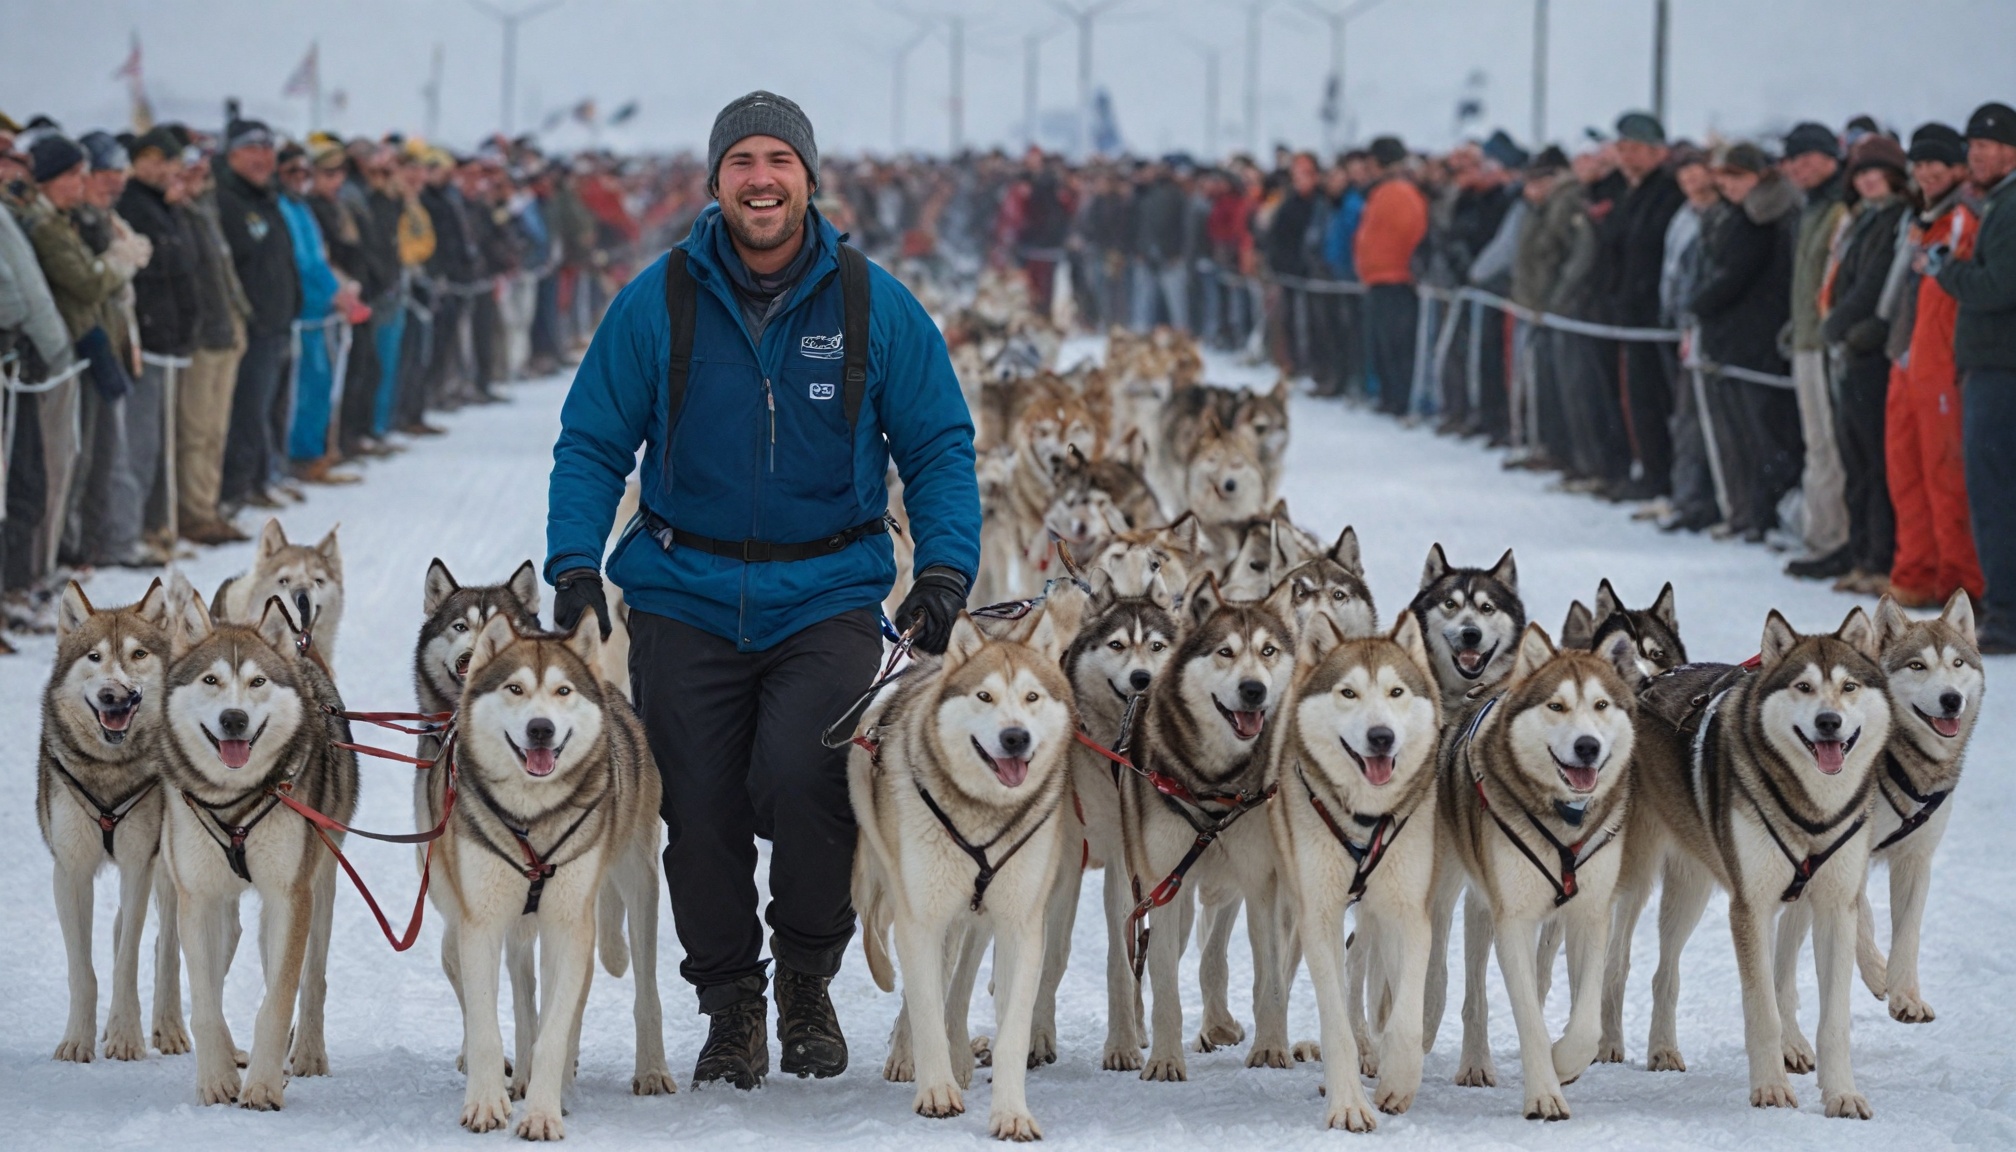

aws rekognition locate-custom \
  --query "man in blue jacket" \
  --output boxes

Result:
[544,92,980,1089]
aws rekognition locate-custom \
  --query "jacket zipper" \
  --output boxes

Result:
[762,377,776,472]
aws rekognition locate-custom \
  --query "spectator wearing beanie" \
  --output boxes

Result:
[1931,101,2016,652]
[1355,135,1427,416]
[1885,122,1984,611]
[1596,111,1686,503]
[1820,133,1911,596]
[213,117,300,513]
[1782,120,1855,579]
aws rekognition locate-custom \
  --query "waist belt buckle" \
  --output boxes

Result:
[740,538,773,563]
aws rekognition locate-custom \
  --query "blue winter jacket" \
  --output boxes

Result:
[1323,188,1366,281]
[544,204,980,652]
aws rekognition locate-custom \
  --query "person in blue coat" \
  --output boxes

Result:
[544,92,980,1090]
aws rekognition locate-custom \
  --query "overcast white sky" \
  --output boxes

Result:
[3,0,2010,159]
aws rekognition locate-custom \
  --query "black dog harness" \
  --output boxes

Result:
[1872,753,1951,852]
[1294,761,1405,904]
[1121,747,1277,980]
[471,787,597,916]
[49,757,157,857]
[181,788,285,883]
[1460,697,1618,908]
[913,782,1050,913]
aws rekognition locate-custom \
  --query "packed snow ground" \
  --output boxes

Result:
[2,348,2012,1151]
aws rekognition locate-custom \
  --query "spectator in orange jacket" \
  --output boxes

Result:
[1354,135,1427,415]
[1888,122,1985,608]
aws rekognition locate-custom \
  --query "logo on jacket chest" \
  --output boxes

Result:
[247,212,269,242]
[808,382,836,400]
[800,332,843,360]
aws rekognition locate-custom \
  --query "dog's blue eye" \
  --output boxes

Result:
[1548,702,1565,712]
[1340,688,1356,699]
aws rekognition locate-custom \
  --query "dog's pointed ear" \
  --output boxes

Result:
[1198,404,1225,439]
[256,596,300,655]
[133,577,170,630]
[469,611,520,678]
[1025,597,1077,665]
[1301,612,1349,665]
[1328,526,1363,575]
[1392,611,1433,679]
[1874,594,1911,651]
[57,581,95,637]
[1146,567,1175,612]
[1270,497,1291,522]
[256,517,288,560]
[1601,630,1641,687]
[1560,600,1594,650]
[1593,578,1621,624]
[1940,588,1977,646]
[1119,426,1147,471]
[1760,610,1800,666]
[1166,511,1204,558]
[1186,569,1224,627]
[944,612,987,667]
[507,561,541,616]
[1837,606,1880,663]
[1509,622,1555,684]
[1087,566,1117,613]
[178,584,215,646]
[317,523,342,573]
[1269,373,1290,404]
[424,559,458,616]
[1489,548,1518,594]
[1420,543,1450,589]
[563,613,603,672]
[1651,581,1679,634]
[1262,572,1299,634]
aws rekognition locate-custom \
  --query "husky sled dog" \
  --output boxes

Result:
[1410,545,1525,711]
[1273,612,1442,1129]
[212,519,345,660]
[1771,592,1981,1058]
[1043,443,1162,568]
[1424,623,1638,1120]
[1182,410,1271,557]
[852,604,1079,1140]
[1559,579,1685,689]
[159,595,358,1108]
[442,614,671,1138]
[1088,514,1208,602]
[1275,527,1378,641]
[38,580,186,1063]
[1220,502,1324,600]
[1605,608,1891,1118]
[1120,573,1298,1080]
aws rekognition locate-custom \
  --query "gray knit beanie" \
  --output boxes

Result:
[707,91,819,192]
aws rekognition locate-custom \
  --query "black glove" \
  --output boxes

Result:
[896,566,968,656]
[552,568,611,640]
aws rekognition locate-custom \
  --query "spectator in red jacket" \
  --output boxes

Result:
[1354,135,1427,415]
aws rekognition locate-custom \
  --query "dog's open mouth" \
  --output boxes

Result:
[453,651,473,680]
[1453,643,1497,680]
[1551,753,1600,793]
[508,733,567,777]
[1339,737,1394,786]
[93,702,137,744]
[1794,726,1859,774]
[1915,706,1962,738]
[1212,696,1266,741]
[972,737,1029,788]
[202,721,266,770]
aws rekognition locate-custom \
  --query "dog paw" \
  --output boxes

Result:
[239,1077,286,1112]
[1824,1090,1873,1119]
[1374,1083,1417,1115]
[153,1017,191,1055]
[1781,1036,1815,1075]
[1194,1018,1245,1051]
[1646,1046,1687,1073]
[1027,1030,1057,1068]
[1293,1040,1321,1063]
[1246,1042,1293,1070]
[971,1035,994,1067]
[197,1066,242,1105]
[54,1034,95,1063]
[289,1046,331,1077]
[1359,1047,1380,1078]
[989,1106,1043,1141]
[1141,1053,1188,1082]
[516,1108,566,1140]
[101,1023,147,1062]
[1101,1044,1143,1072]
[1595,1038,1625,1064]
[913,1080,966,1119]
[1453,1060,1497,1088]
[232,1047,250,1069]
[632,1068,678,1096]
[461,1090,514,1132]
[1524,1089,1570,1121]
[509,1076,529,1101]
[1888,991,1935,1023]
[884,1051,916,1082]
[1326,1095,1379,1132]
[1750,1081,1799,1109]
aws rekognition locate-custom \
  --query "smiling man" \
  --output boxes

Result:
[544,91,980,1088]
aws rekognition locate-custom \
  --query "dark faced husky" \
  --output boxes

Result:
[1271,612,1441,1129]
[1772,591,1982,1064]
[159,595,358,1109]
[1559,579,1685,688]
[212,518,344,660]
[851,602,1079,1140]
[1409,545,1525,710]
[1278,526,1378,641]
[444,614,670,1138]
[1606,608,1891,1118]
[38,580,184,1063]
[1121,572,1298,1081]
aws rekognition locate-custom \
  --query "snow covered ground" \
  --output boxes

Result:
[2,354,2011,1150]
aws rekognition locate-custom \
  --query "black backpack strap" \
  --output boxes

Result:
[663,248,697,438]
[838,244,870,429]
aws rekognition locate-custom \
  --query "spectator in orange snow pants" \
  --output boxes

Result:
[1889,124,1984,608]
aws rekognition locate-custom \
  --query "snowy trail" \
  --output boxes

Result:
[2,360,2012,1150]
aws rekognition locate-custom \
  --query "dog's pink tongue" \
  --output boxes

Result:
[217,739,252,769]
[1362,755,1394,786]
[1932,716,1962,738]
[1563,764,1599,792]
[1813,740,1845,775]
[1232,711,1266,741]
[1456,649,1485,673]
[524,747,557,777]
[993,756,1030,788]
[100,708,133,732]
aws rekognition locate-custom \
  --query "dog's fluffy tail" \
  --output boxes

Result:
[598,881,630,978]
[853,844,896,993]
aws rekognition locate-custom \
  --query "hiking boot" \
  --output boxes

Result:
[775,967,848,1079]
[693,997,768,1089]
[1786,545,1853,581]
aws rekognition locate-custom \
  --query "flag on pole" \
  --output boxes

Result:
[111,34,142,82]
[608,101,639,126]
[113,32,154,132]
[283,42,320,98]
[571,99,598,125]
[1319,75,1340,127]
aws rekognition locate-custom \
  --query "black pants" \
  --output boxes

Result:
[338,316,380,455]
[1721,375,1804,533]
[1560,333,1631,483]
[1623,338,1674,495]
[629,605,882,1013]
[1835,352,1895,574]
[221,329,291,504]
[1366,284,1418,417]
[1964,369,2016,633]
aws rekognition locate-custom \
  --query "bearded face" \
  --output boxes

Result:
[716,134,812,255]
